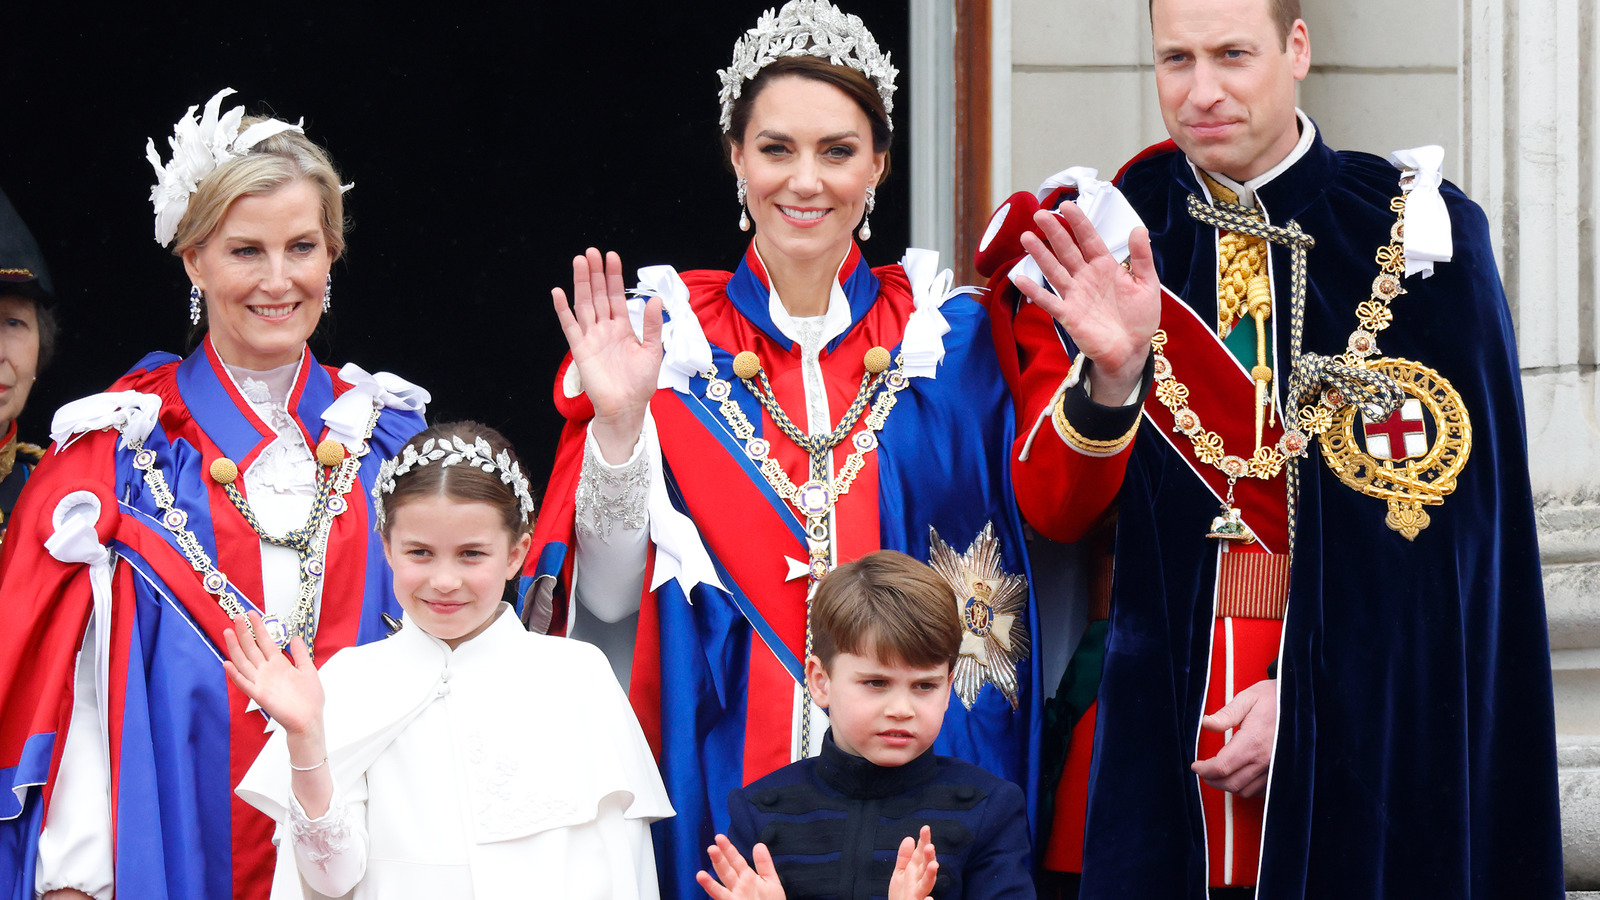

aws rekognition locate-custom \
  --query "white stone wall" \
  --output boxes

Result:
[1467,0,1600,888]
[998,0,1600,887]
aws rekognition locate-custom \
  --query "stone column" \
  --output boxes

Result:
[1464,0,1600,888]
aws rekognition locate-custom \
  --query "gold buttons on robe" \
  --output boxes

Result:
[732,351,762,381]
[315,440,347,467]
[863,346,891,374]
[209,457,239,485]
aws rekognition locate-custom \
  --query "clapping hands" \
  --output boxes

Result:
[696,835,785,900]
[889,826,939,900]
[694,827,939,900]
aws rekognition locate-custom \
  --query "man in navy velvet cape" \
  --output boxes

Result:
[985,0,1565,896]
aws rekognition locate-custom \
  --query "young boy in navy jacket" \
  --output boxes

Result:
[696,550,1035,900]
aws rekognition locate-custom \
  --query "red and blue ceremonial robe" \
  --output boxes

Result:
[528,243,1050,899]
[0,340,425,900]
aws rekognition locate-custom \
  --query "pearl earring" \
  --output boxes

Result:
[858,186,876,241]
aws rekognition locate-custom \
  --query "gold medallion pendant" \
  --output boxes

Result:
[928,523,1029,710]
[1312,356,1471,540]
[1288,177,1476,541]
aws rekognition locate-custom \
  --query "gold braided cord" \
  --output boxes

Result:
[1199,173,1280,450]
[0,436,20,486]
[1204,175,1273,341]
[746,364,886,481]
[711,357,908,521]
[1051,392,1139,456]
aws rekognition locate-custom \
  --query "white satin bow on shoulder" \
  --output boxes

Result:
[49,391,163,452]
[898,248,960,379]
[1388,145,1454,279]
[631,265,715,395]
[325,365,432,451]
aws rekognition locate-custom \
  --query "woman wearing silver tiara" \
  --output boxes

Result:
[529,2,1065,894]
[0,89,429,900]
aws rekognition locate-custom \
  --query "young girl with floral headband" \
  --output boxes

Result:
[230,421,672,899]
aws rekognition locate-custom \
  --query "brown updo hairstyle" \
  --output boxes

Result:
[378,421,536,542]
[724,55,894,186]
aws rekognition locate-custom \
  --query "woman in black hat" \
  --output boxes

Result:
[0,185,57,544]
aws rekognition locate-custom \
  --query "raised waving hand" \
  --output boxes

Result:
[222,610,333,817]
[551,248,665,463]
[1013,203,1161,404]
[222,611,324,735]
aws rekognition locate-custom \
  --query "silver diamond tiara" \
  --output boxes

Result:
[717,0,899,134]
[372,435,536,531]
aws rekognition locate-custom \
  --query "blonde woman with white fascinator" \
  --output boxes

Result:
[0,89,430,900]
[526,2,1077,895]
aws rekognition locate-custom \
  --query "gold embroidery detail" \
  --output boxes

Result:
[1050,392,1139,456]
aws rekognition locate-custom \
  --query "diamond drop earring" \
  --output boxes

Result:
[323,274,332,313]
[737,177,751,232]
[189,285,203,326]
[858,186,876,241]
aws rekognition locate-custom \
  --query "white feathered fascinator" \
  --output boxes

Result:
[144,88,305,247]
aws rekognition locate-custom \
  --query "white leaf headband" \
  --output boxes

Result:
[717,0,898,133]
[145,88,305,247]
[372,434,537,532]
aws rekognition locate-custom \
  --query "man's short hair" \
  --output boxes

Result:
[1149,0,1302,47]
[811,550,962,671]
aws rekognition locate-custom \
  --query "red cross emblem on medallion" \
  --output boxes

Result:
[1362,397,1428,460]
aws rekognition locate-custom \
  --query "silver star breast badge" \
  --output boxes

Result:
[928,523,1030,710]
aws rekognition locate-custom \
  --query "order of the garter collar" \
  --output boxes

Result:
[717,0,899,133]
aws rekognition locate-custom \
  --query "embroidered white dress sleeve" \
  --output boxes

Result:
[570,426,651,688]
[572,425,650,625]
[286,777,370,897]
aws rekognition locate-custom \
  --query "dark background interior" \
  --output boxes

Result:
[1,3,912,487]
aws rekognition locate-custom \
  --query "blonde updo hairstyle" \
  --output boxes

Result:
[170,118,347,261]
